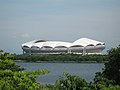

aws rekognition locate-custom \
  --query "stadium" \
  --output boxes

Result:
[22,38,105,55]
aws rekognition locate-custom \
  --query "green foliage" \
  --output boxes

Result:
[0,69,49,90]
[91,72,115,90]
[0,59,23,71]
[55,72,88,90]
[94,72,114,86]
[0,50,49,90]
[0,50,15,61]
[14,54,107,63]
[54,72,120,90]
[89,45,120,90]
[0,51,23,71]
[102,85,120,90]
[103,45,120,85]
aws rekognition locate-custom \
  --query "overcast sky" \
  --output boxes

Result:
[0,0,120,54]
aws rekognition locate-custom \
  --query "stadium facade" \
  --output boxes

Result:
[22,38,105,55]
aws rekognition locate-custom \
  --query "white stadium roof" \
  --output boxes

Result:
[22,38,105,48]
[73,38,104,47]
[22,38,105,54]
[22,41,72,48]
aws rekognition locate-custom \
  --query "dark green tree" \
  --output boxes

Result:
[103,45,120,85]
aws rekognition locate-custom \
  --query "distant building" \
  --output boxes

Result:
[22,38,105,55]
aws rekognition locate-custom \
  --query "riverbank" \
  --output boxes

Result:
[14,54,108,63]
[14,60,108,63]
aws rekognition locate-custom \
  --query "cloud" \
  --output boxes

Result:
[20,34,31,38]
[12,33,31,39]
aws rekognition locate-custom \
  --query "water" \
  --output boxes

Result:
[17,62,104,85]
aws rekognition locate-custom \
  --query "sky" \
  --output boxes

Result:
[0,0,120,54]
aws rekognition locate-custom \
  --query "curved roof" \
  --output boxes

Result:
[22,38,105,48]
[22,40,36,48]
[73,38,104,47]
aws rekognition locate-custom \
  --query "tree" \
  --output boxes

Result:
[0,51,23,72]
[103,45,120,85]
[55,72,87,90]
[0,50,49,90]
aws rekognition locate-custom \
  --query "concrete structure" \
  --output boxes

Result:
[22,38,105,55]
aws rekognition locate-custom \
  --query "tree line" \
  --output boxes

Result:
[14,54,108,63]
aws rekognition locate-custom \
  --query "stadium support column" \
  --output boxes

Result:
[67,48,71,54]
[83,47,86,56]
[23,50,25,54]
[29,49,31,55]
[67,48,69,54]
[69,49,71,54]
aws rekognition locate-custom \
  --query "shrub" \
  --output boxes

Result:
[55,72,88,90]
[0,50,49,90]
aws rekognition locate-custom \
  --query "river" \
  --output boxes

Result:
[17,62,104,85]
